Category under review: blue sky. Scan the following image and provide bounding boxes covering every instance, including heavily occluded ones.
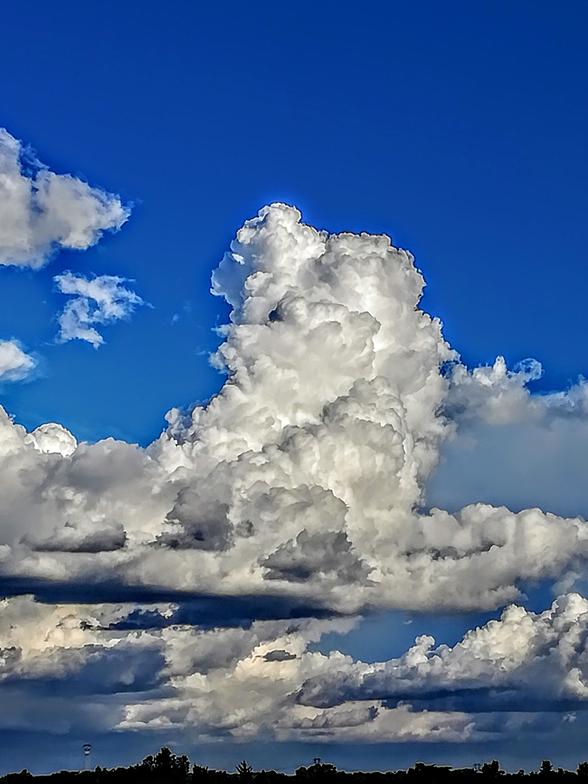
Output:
[0,0,587,443]
[1,0,588,775]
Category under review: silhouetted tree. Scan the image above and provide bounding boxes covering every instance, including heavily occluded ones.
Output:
[3,748,588,784]
[136,748,191,783]
[236,761,253,780]
[1,773,33,784]
[482,762,502,778]
[295,760,337,780]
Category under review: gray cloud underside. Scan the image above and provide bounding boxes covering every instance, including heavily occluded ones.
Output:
[3,592,588,744]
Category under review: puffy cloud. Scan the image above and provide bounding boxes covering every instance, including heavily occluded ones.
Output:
[278,703,478,744]
[444,356,543,426]
[429,360,588,520]
[5,591,588,745]
[25,422,77,457]
[297,593,588,713]
[0,339,36,382]
[0,595,358,738]
[262,529,372,586]
[0,596,162,686]
[54,272,145,347]
[0,595,168,736]
[0,205,587,615]
[0,128,128,269]
[0,405,174,559]
[116,611,478,744]
[2,204,588,746]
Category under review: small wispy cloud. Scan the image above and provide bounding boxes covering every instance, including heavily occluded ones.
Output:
[54,272,145,348]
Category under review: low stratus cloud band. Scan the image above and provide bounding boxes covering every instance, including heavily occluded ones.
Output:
[2,201,588,745]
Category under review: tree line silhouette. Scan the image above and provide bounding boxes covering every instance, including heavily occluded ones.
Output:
[3,749,588,784]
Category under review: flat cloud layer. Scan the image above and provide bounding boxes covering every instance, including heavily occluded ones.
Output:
[2,203,588,748]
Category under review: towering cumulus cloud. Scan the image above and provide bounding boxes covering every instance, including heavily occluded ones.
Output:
[1,204,588,746]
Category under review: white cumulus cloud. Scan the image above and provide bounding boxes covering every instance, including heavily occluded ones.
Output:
[12,590,588,745]
[2,204,588,747]
[54,272,145,347]
[297,593,588,712]
[0,205,587,613]
[0,339,36,382]
[0,128,129,269]
[428,358,588,521]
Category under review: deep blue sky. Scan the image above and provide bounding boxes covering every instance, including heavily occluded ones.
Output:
[0,0,586,444]
[0,2,587,772]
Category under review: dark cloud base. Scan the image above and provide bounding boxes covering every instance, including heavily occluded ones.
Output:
[0,577,338,628]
